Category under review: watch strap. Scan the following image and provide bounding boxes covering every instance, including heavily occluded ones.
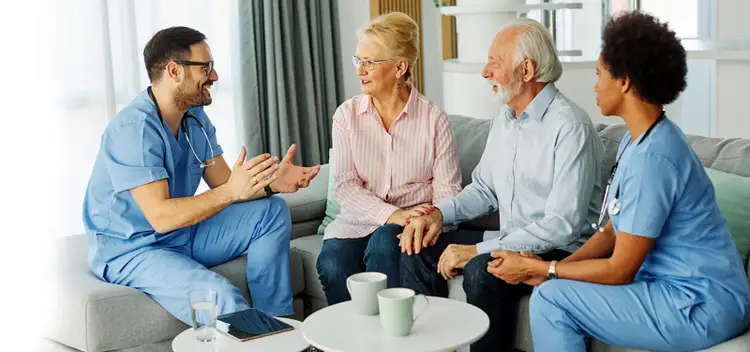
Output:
[548,260,558,279]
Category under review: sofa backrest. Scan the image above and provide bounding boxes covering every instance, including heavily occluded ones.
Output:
[596,123,750,178]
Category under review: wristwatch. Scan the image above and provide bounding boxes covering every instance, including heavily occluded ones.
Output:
[264,184,277,196]
[547,260,558,279]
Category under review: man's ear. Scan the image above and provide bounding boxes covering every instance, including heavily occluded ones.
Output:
[521,59,536,83]
[164,61,182,83]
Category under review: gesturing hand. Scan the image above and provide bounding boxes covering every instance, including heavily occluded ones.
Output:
[270,144,321,193]
[226,146,279,202]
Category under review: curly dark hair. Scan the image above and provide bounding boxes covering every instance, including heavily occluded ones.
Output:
[601,11,687,105]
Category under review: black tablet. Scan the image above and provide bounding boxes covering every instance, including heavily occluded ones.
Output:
[216,308,294,342]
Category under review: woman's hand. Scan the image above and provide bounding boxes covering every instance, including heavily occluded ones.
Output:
[386,204,436,226]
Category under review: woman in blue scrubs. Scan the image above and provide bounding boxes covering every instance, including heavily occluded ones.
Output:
[487,11,750,351]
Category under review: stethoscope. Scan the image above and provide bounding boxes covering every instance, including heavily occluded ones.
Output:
[591,111,665,232]
[148,88,215,168]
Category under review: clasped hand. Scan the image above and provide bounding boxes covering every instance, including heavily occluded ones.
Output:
[487,250,548,286]
[395,206,442,255]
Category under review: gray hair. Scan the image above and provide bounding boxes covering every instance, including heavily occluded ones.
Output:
[504,18,563,83]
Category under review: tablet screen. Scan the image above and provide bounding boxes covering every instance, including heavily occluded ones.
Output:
[216,308,294,341]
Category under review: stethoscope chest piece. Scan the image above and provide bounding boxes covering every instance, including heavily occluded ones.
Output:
[608,198,621,215]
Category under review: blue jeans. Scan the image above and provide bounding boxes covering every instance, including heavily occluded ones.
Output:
[102,196,293,325]
[316,224,403,305]
[399,230,568,352]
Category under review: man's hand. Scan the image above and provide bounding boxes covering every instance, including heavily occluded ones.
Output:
[398,209,443,255]
[387,204,435,226]
[437,244,478,280]
[270,144,321,193]
[487,250,541,285]
[226,147,279,202]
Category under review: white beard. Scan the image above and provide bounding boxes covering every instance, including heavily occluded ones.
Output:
[489,79,520,105]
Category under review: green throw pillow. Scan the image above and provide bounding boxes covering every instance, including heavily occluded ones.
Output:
[317,148,341,234]
[705,167,750,268]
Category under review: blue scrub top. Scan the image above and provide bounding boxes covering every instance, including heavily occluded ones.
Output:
[608,117,749,311]
[82,88,223,279]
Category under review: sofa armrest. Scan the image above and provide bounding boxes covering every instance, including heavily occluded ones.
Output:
[278,164,329,224]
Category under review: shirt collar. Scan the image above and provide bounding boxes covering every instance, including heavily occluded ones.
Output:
[504,83,558,122]
[356,87,418,118]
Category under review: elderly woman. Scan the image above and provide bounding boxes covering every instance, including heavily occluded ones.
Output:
[488,11,750,351]
[315,12,461,305]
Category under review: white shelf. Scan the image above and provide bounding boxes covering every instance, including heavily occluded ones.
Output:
[440,3,583,16]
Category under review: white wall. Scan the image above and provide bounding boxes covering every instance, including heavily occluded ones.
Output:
[421,0,444,106]
[336,0,370,101]
[714,1,750,139]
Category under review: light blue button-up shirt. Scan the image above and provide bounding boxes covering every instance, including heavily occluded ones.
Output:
[436,83,605,254]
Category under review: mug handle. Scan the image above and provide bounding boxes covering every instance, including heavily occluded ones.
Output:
[412,294,429,322]
[346,277,352,293]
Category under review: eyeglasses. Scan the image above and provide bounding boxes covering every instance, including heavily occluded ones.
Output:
[351,56,393,71]
[174,60,214,76]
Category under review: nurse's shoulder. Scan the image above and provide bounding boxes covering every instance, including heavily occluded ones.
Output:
[103,91,162,141]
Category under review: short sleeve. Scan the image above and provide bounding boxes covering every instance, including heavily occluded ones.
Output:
[616,153,680,238]
[195,108,223,158]
[104,119,169,193]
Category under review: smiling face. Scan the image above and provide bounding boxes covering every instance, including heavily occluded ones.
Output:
[594,54,627,117]
[354,34,404,96]
[173,42,219,110]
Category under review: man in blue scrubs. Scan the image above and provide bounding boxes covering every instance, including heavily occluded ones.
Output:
[82,26,320,325]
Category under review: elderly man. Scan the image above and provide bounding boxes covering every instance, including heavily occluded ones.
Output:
[399,19,605,351]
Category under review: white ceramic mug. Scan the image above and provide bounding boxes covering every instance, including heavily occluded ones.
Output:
[377,288,429,337]
[347,272,387,315]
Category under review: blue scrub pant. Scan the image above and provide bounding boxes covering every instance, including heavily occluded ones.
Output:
[103,196,293,325]
[529,279,749,352]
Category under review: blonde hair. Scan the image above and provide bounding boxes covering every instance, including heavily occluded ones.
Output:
[361,12,419,86]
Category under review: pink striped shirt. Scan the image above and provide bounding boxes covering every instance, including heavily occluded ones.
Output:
[324,88,462,239]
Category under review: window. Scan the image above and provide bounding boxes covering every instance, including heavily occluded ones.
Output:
[610,0,712,40]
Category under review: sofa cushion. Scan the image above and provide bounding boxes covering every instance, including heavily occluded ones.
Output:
[291,235,326,301]
[316,150,340,235]
[48,234,305,352]
[447,114,493,188]
[705,168,750,267]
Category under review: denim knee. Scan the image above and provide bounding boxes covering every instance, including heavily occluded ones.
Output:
[366,225,402,257]
[266,195,291,232]
[316,242,357,282]
[462,254,495,298]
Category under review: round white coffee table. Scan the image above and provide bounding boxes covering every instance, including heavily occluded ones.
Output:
[301,296,489,352]
[172,317,308,352]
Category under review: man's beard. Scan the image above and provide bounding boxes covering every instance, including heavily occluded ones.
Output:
[174,80,212,111]
[489,66,524,105]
